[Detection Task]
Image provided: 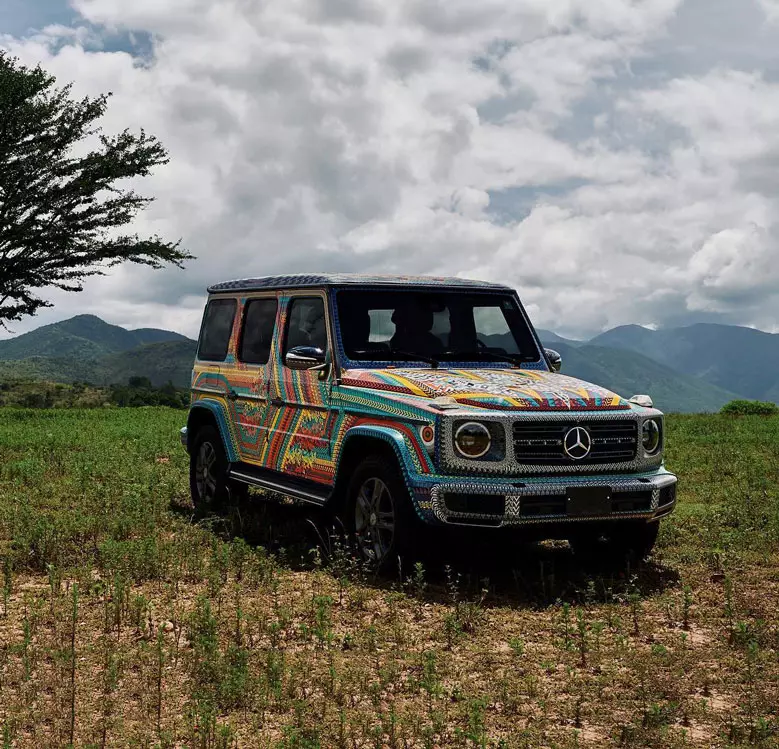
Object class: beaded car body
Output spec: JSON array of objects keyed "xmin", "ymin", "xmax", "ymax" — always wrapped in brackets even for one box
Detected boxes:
[{"xmin": 182, "ymin": 275, "xmax": 677, "ymax": 562}]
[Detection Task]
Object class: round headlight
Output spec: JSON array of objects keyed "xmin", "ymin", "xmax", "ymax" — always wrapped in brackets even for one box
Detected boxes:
[
  {"xmin": 642, "ymin": 419, "xmax": 661, "ymax": 454},
  {"xmin": 454, "ymin": 422, "xmax": 492, "ymax": 459}
]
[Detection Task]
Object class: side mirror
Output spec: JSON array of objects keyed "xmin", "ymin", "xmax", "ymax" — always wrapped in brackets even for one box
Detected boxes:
[
  {"xmin": 545, "ymin": 348, "xmax": 562, "ymax": 373},
  {"xmin": 286, "ymin": 346, "xmax": 327, "ymax": 371}
]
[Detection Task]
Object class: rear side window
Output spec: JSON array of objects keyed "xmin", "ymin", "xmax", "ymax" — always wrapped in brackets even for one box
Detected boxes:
[
  {"xmin": 198, "ymin": 299, "xmax": 236, "ymax": 361},
  {"xmin": 239, "ymin": 298, "xmax": 278, "ymax": 364}
]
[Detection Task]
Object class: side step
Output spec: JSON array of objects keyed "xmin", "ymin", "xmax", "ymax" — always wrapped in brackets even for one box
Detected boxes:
[{"xmin": 228, "ymin": 462, "xmax": 331, "ymax": 506}]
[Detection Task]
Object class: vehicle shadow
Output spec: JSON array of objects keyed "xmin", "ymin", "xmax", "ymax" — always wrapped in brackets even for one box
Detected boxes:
[{"xmin": 173, "ymin": 490, "xmax": 681, "ymax": 608}]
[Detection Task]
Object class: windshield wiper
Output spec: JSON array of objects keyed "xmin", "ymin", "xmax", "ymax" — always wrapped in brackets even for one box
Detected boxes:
[
  {"xmin": 389, "ymin": 349, "xmax": 439, "ymax": 368},
  {"xmin": 446, "ymin": 350, "xmax": 534, "ymax": 366}
]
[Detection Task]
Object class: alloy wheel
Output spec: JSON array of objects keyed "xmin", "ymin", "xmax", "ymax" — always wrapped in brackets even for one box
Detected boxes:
[
  {"xmin": 195, "ymin": 441, "xmax": 217, "ymax": 504},
  {"xmin": 354, "ymin": 477, "xmax": 396, "ymax": 562}
]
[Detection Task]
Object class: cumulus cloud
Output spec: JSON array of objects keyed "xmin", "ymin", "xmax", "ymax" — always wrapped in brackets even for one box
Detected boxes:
[
  {"xmin": 758, "ymin": 0, "xmax": 779, "ymax": 23},
  {"xmin": 1, "ymin": 0, "xmax": 778, "ymax": 339}
]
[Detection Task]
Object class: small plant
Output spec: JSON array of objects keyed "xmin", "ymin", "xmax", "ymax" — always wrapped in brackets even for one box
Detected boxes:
[
  {"xmin": 642, "ymin": 701, "xmax": 679, "ymax": 729},
  {"xmin": 189, "ymin": 596, "xmax": 221, "ymax": 705},
  {"xmin": 312, "ymin": 595, "xmax": 334, "ymax": 648},
  {"xmin": 443, "ymin": 612, "xmax": 461, "ymax": 649},
  {"xmin": 47, "ymin": 562, "xmax": 62, "ymax": 614},
  {"xmin": 1, "ymin": 721, "xmax": 15, "ymax": 749},
  {"xmin": 457, "ymin": 697, "xmax": 488, "ymax": 748},
  {"xmin": 220, "ymin": 642, "xmax": 251, "ymax": 709},
  {"xmin": 723, "ymin": 576, "xmax": 735, "ymax": 632},
  {"xmin": 2, "ymin": 556, "xmax": 11, "ymax": 617},
  {"xmin": 99, "ymin": 642, "xmax": 120, "ymax": 749},
  {"xmin": 575, "ymin": 608, "xmax": 588, "ymax": 667},
  {"xmin": 627, "ymin": 579, "xmax": 642, "ymax": 637},
  {"xmin": 407, "ymin": 562, "xmax": 427, "ymax": 619},
  {"xmin": 443, "ymin": 567, "xmax": 486, "ymax": 636},
  {"xmin": 418, "ymin": 650, "xmax": 443, "ymax": 701},
  {"xmin": 558, "ymin": 602, "xmax": 574, "ymax": 651},
  {"xmin": 68, "ymin": 584, "xmax": 79, "ymax": 748},
  {"xmin": 682, "ymin": 585, "xmax": 693, "ymax": 631},
  {"xmin": 508, "ymin": 636, "xmax": 525, "ymax": 657},
  {"xmin": 156, "ymin": 628, "xmax": 165, "ymax": 737},
  {"xmin": 16, "ymin": 616, "xmax": 33, "ymax": 682}
]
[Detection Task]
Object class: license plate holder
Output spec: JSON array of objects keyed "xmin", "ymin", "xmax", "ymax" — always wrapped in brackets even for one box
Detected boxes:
[{"xmin": 566, "ymin": 486, "xmax": 611, "ymax": 517}]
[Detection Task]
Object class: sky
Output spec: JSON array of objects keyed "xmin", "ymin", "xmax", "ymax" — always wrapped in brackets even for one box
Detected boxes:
[{"xmin": 2, "ymin": 0, "xmax": 779, "ymax": 340}]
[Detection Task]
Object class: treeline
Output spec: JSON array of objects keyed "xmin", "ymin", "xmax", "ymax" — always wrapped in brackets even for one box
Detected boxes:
[
  {"xmin": 0, "ymin": 377, "xmax": 189, "ymax": 409},
  {"xmin": 720, "ymin": 399, "xmax": 778, "ymax": 416},
  {"xmin": 109, "ymin": 377, "xmax": 189, "ymax": 408}
]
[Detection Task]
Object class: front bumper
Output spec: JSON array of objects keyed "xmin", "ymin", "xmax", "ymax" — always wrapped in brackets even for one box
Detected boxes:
[{"xmin": 413, "ymin": 470, "xmax": 677, "ymax": 528}]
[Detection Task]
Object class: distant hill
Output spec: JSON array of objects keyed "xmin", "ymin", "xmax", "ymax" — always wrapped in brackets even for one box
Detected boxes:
[
  {"xmin": 536, "ymin": 329, "xmax": 584, "ymax": 348},
  {"xmin": 0, "ymin": 341, "xmax": 196, "ymax": 388},
  {"xmin": 0, "ymin": 314, "xmax": 190, "ymax": 360},
  {"xmin": 590, "ymin": 323, "xmax": 779, "ymax": 401},
  {"xmin": 551, "ymin": 342, "xmax": 741, "ymax": 413},
  {"xmin": 132, "ymin": 328, "xmax": 192, "ymax": 346},
  {"xmin": 100, "ymin": 341, "xmax": 197, "ymax": 387},
  {"xmin": 0, "ymin": 315, "xmax": 196, "ymax": 388}
]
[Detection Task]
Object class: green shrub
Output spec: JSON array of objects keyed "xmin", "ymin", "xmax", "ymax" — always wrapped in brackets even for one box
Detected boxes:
[{"xmin": 720, "ymin": 400, "xmax": 778, "ymax": 416}]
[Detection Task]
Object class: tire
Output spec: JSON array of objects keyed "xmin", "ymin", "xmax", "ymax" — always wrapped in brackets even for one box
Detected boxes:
[
  {"xmin": 345, "ymin": 455, "xmax": 419, "ymax": 574},
  {"xmin": 569, "ymin": 521, "xmax": 659, "ymax": 567},
  {"xmin": 189, "ymin": 425, "xmax": 246, "ymax": 513}
]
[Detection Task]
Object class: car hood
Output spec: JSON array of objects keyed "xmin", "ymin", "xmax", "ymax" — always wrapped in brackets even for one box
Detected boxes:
[{"xmin": 340, "ymin": 367, "xmax": 630, "ymax": 411}]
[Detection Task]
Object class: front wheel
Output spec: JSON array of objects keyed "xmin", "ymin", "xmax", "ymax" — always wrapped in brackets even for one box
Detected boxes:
[
  {"xmin": 189, "ymin": 425, "xmax": 246, "ymax": 513},
  {"xmin": 345, "ymin": 456, "xmax": 418, "ymax": 573},
  {"xmin": 569, "ymin": 521, "xmax": 659, "ymax": 567}
]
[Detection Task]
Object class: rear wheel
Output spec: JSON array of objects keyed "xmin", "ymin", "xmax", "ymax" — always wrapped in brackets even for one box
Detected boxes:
[
  {"xmin": 345, "ymin": 456, "xmax": 418, "ymax": 574},
  {"xmin": 189, "ymin": 425, "xmax": 246, "ymax": 513},
  {"xmin": 569, "ymin": 521, "xmax": 659, "ymax": 566}
]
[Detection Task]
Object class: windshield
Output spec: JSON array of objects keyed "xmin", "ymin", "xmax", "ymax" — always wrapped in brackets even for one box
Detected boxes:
[{"xmin": 335, "ymin": 289, "xmax": 541, "ymax": 365}]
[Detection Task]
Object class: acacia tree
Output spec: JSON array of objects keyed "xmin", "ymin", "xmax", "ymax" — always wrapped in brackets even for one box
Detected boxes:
[{"xmin": 0, "ymin": 53, "xmax": 192, "ymax": 324}]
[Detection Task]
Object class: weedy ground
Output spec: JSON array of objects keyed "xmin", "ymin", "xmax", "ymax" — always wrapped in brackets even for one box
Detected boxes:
[{"xmin": 0, "ymin": 409, "xmax": 777, "ymax": 748}]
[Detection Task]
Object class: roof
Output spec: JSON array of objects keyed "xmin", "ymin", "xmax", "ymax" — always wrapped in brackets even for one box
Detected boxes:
[{"xmin": 207, "ymin": 273, "xmax": 512, "ymax": 294}]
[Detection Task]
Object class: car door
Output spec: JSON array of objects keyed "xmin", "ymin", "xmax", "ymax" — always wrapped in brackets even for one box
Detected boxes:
[
  {"xmin": 266, "ymin": 292, "xmax": 335, "ymax": 485},
  {"xmin": 230, "ymin": 294, "xmax": 279, "ymax": 466},
  {"xmin": 193, "ymin": 296, "xmax": 238, "ymax": 402}
]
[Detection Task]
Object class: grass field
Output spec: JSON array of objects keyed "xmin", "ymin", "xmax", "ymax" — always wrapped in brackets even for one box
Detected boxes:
[{"xmin": 0, "ymin": 409, "xmax": 777, "ymax": 748}]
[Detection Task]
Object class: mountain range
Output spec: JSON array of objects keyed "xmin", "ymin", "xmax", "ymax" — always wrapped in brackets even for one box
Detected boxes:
[
  {"xmin": 0, "ymin": 315, "xmax": 197, "ymax": 388},
  {"xmin": 0, "ymin": 315, "xmax": 776, "ymax": 412}
]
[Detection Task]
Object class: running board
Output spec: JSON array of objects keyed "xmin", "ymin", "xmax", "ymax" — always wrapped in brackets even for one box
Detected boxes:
[{"xmin": 228, "ymin": 463, "xmax": 330, "ymax": 507}]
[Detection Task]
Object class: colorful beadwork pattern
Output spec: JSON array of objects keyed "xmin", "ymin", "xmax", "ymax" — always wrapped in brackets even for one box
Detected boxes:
[
  {"xmin": 208, "ymin": 274, "xmax": 511, "ymax": 294},
  {"xmin": 340, "ymin": 368, "xmax": 628, "ymax": 411},
  {"xmin": 187, "ymin": 277, "xmax": 678, "ymax": 527}
]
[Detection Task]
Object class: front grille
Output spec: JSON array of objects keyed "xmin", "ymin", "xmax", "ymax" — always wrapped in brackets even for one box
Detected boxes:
[{"xmin": 513, "ymin": 420, "xmax": 638, "ymax": 465}]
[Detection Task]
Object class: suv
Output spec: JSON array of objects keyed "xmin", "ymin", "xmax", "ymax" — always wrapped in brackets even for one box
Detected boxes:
[{"xmin": 181, "ymin": 274, "xmax": 677, "ymax": 567}]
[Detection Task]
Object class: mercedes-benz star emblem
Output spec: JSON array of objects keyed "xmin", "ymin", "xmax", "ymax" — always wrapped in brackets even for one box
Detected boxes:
[{"xmin": 563, "ymin": 426, "xmax": 592, "ymax": 460}]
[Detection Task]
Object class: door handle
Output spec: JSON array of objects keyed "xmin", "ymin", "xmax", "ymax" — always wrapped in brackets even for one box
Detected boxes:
[
  {"xmin": 227, "ymin": 389, "xmax": 239, "ymax": 401},
  {"xmin": 270, "ymin": 397, "xmax": 284, "ymax": 407}
]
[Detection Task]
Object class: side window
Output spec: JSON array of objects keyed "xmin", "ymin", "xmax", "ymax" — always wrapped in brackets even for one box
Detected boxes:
[
  {"xmin": 239, "ymin": 298, "xmax": 278, "ymax": 365},
  {"xmin": 473, "ymin": 305, "xmax": 520, "ymax": 354},
  {"xmin": 198, "ymin": 299, "xmax": 236, "ymax": 361},
  {"xmin": 284, "ymin": 297, "xmax": 328, "ymax": 356}
]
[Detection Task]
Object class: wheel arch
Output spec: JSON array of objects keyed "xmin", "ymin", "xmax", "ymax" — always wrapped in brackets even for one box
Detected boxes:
[
  {"xmin": 186, "ymin": 401, "xmax": 238, "ymax": 462},
  {"xmin": 330, "ymin": 426, "xmax": 417, "ymax": 511}
]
